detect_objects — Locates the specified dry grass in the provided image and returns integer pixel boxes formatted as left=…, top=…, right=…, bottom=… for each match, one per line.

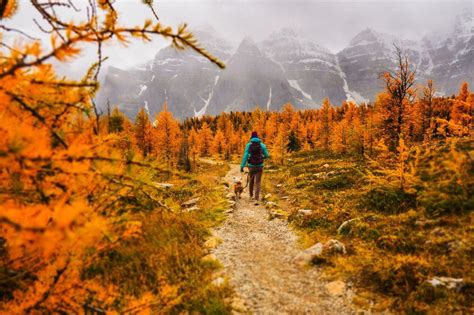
left=262, top=139, right=473, bottom=314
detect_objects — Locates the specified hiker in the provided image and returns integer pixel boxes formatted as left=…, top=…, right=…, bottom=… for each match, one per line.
left=240, top=131, right=269, bottom=205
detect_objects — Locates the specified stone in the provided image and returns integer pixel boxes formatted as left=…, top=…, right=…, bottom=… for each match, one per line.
left=326, top=280, right=346, bottom=296
left=426, top=277, right=464, bottom=290
left=337, top=217, right=361, bottom=235
left=265, top=201, right=277, bottom=208
left=327, top=171, right=336, bottom=176
left=293, top=242, right=324, bottom=267
left=202, top=254, right=217, bottom=262
left=281, top=196, right=290, bottom=200
left=322, top=163, right=330, bottom=168
left=154, top=182, right=173, bottom=189
left=276, top=184, right=283, bottom=188
left=324, top=239, right=346, bottom=255
left=181, top=197, right=200, bottom=207
left=226, top=192, right=235, bottom=199
left=185, top=206, right=200, bottom=212
left=204, top=236, right=222, bottom=249
left=264, top=193, right=272, bottom=200
left=269, top=211, right=285, bottom=220
left=297, top=209, right=313, bottom=217
left=212, top=277, right=225, bottom=287
left=224, top=208, right=234, bottom=214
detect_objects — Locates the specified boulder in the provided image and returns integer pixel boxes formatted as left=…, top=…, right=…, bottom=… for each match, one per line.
left=292, top=242, right=324, bottom=267
left=181, top=197, right=200, bottom=208
left=297, top=209, right=313, bottom=217
left=324, top=239, right=346, bottom=255
left=426, top=277, right=464, bottom=290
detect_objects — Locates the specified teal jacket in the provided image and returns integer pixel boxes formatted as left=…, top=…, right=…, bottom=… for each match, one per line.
left=240, top=137, right=270, bottom=168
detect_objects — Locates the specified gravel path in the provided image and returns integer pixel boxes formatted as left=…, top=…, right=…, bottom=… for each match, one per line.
left=212, top=165, right=355, bottom=314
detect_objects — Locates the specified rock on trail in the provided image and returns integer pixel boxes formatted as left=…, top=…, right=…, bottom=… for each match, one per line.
left=211, top=165, right=354, bottom=314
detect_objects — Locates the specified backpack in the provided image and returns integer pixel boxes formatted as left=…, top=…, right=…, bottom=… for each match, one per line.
left=248, top=142, right=263, bottom=165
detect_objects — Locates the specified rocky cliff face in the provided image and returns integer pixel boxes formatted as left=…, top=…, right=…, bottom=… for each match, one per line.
left=98, top=14, right=473, bottom=119
left=207, top=37, right=301, bottom=115
left=261, top=28, right=348, bottom=106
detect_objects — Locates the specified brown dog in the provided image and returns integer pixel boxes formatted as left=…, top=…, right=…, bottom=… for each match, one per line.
left=233, top=177, right=244, bottom=201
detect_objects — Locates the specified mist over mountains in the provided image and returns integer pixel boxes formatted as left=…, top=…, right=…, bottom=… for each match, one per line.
left=97, top=13, right=473, bottom=120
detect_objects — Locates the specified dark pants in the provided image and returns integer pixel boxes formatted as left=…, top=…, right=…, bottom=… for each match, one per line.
left=248, top=167, right=263, bottom=201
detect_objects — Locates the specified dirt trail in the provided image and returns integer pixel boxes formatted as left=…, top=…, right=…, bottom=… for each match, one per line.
left=212, top=164, right=355, bottom=314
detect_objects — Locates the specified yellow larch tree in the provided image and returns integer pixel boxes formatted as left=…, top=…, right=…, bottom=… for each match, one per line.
left=153, top=103, right=182, bottom=166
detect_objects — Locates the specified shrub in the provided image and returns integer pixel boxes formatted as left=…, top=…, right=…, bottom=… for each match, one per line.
left=313, top=174, right=356, bottom=190
left=359, top=255, right=428, bottom=298
left=362, top=187, right=416, bottom=214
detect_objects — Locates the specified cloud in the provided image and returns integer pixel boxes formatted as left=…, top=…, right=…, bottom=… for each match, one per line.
left=2, top=0, right=471, bottom=78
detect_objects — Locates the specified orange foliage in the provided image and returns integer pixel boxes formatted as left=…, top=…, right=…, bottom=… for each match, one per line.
left=0, top=0, right=224, bottom=312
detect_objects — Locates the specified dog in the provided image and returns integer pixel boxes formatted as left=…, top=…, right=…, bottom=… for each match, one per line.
left=233, top=176, right=244, bottom=201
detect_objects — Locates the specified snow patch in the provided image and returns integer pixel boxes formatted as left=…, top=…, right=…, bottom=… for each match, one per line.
left=288, top=79, right=312, bottom=100
left=144, top=101, right=150, bottom=117
left=151, top=74, right=155, bottom=82
left=194, top=75, right=220, bottom=118
left=138, top=84, right=147, bottom=96
left=335, top=56, right=368, bottom=104
left=266, top=86, right=272, bottom=110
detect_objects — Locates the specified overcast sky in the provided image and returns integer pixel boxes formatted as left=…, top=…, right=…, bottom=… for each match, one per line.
left=3, top=0, right=472, bottom=77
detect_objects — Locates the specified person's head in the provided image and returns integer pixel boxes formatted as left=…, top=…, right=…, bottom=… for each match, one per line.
left=251, top=131, right=258, bottom=139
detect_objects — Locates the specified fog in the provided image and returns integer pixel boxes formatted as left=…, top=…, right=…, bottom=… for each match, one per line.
left=4, top=0, right=472, bottom=76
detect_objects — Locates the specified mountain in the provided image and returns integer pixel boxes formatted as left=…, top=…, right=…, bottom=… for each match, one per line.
left=97, top=26, right=232, bottom=119
left=207, top=37, right=301, bottom=115
left=261, top=28, right=357, bottom=105
left=420, top=12, right=473, bottom=95
left=98, top=14, right=473, bottom=119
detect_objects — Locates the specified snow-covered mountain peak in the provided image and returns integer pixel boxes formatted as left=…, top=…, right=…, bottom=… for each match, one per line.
left=268, top=27, right=299, bottom=39
left=236, top=37, right=262, bottom=56
left=453, top=12, right=473, bottom=38
left=348, top=28, right=400, bottom=50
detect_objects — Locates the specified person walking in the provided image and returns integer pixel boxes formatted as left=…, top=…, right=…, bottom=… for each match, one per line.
left=240, top=131, right=270, bottom=205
